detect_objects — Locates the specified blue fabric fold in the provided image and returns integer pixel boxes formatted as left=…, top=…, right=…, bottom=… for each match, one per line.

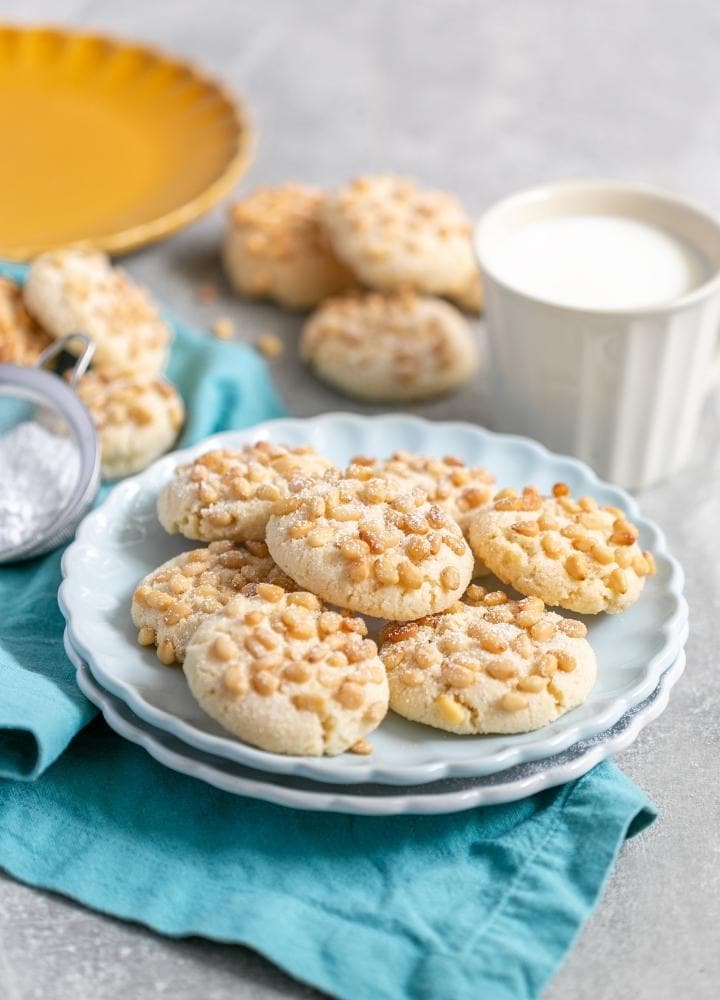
left=0, top=261, right=657, bottom=1000
left=0, top=722, right=655, bottom=1000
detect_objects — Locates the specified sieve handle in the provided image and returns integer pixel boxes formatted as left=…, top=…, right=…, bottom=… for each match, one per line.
left=35, top=333, right=95, bottom=385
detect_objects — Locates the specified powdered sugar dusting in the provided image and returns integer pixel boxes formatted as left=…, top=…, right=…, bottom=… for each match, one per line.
left=0, top=421, right=80, bottom=549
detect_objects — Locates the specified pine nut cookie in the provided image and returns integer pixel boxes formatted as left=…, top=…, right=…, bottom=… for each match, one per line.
left=348, top=451, right=496, bottom=536
left=379, top=586, right=596, bottom=735
left=131, top=540, right=297, bottom=665
left=468, top=484, right=657, bottom=614
left=222, top=184, right=356, bottom=310
left=0, top=276, right=52, bottom=364
left=24, top=249, right=170, bottom=374
left=349, top=450, right=495, bottom=575
left=76, top=371, right=184, bottom=480
left=300, top=290, right=478, bottom=401
left=183, top=587, right=389, bottom=756
left=321, top=175, right=482, bottom=312
left=265, top=470, right=474, bottom=621
left=157, top=441, right=337, bottom=542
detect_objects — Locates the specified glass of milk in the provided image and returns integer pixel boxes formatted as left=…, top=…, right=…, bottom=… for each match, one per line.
left=474, top=181, right=720, bottom=489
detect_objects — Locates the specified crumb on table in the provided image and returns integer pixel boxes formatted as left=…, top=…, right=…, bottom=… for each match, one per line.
left=212, top=316, right=235, bottom=340
left=197, top=283, right=219, bottom=303
left=255, top=332, right=284, bottom=358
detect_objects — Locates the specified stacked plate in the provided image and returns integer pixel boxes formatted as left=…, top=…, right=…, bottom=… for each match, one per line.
left=59, top=414, right=688, bottom=815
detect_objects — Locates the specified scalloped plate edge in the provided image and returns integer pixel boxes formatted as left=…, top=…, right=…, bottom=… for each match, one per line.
left=59, top=413, right=688, bottom=786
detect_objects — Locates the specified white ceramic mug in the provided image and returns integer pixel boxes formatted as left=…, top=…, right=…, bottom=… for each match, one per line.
left=474, top=181, right=720, bottom=490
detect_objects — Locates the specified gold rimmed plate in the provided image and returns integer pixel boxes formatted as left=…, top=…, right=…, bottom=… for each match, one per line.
left=0, top=24, right=253, bottom=259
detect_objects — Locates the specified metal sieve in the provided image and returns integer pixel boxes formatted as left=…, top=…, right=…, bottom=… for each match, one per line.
left=0, top=334, right=101, bottom=564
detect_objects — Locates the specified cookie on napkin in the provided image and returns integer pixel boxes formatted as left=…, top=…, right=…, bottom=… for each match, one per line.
left=76, top=370, right=184, bottom=480
left=24, top=248, right=171, bottom=375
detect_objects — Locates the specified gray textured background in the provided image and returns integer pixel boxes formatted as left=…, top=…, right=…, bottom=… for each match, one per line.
left=1, top=1, right=719, bottom=998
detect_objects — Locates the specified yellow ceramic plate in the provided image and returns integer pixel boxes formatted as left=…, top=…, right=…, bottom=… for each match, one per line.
left=0, top=25, right=253, bottom=259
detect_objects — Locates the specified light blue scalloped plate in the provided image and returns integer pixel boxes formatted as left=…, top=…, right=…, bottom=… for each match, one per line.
left=66, top=633, right=686, bottom=815
left=59, top=413, right=688, bottom=787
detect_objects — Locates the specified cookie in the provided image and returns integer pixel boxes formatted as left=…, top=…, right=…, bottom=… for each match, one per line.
left=379, top=586, right=596, bottom=734
left=0, top=276, right=52, bottom=364
left=321, top=175, right=482, bottom=311
left=468, top=483, right=656, bottom=614
left=300, top=290, right=478, bottom=401
left=349, top=450, right=496, bottom=536
left=265, top=469, right=474, bottom=621
left=451, top=271, right=484, bottom=314
left=157, top=441, right=336, bottom=542
left=183, top=587, right=389, bottom=756
left=76, top=371, right=184, bottom=480
left=222, top=184, right=356, bottom=310
left=131, top=540, right=297, bottom=665
left=24, top=249, right=170, bottom=374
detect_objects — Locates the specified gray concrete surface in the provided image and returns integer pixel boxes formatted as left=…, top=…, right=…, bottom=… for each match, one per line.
left=1, top=1, right=719, bottom=997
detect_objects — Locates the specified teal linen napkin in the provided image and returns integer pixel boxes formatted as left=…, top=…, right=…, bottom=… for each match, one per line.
left=0, top=260, right=284, bottom=779
left=0, top=261, right=656, bottom=1000
left=0, top=723, right=655, bottom=1000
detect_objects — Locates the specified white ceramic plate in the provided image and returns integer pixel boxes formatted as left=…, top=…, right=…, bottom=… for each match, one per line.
left=65, top=629, right=685, bottom=815
left=60, top=414, right=688, bottom=786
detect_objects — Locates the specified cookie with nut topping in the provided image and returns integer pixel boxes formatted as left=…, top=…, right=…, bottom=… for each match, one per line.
left=223, top=184, right=356, bottom=310
left=24, top=249, right=170, bottom=374
left=300, top=291, right=478, bottom=401
left=265, top=470, right=474, bottom=621
left=468, top=484, right=656, bottom=614
left=183, top=587, right=389, bottom=756
left=379, top=587, right=596, bottom=734
left=349, top=450, right=495, bottom=536
left=0, top=276, right=52, bottom=364
left=157, top=441, right=337, bottom=542
left=321, top=175, right=483, bottom=313
left=131, top=540, right=297, bottom=666
left=76, top=370, right=184, bottom=480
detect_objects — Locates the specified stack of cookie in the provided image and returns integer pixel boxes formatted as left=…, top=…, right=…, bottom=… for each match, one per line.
left=131, top=441, right=656, bottom=757
left=223, top=176, right=482, bottom=402
left=1, top=249, right=185, bottom=480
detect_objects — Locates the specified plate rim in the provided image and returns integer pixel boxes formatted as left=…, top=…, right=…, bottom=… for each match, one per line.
left=59, top=412, right=689, bottom=785
left=0, top=23, right=254, bottom=259
left=66, top=630, right=686, bottom=816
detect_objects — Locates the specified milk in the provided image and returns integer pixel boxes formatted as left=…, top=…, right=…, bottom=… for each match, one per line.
left=489, top=214, right=711, bottom=310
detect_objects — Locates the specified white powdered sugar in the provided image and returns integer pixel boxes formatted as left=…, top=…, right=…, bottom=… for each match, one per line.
left=0, top=421, right=81, bottom=549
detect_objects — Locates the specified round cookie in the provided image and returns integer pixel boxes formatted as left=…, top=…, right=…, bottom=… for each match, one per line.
left=321, top=175, right=482, bottom=310
left=300, top=291, right=478, bottom=401
left=0, top=276, right=52, bottom=364
left=348, top=450, right=495, bottom=536
left=451, top=271, right=484, bottom=314
left=468, top=483, right=656, bottom=614
left=76, top=371, right=184, bottom=480
left=379, top=586, right=596, bottom=735
left=265, top=469, right=474, bottom=621
left=24, top=249, right=170, bottom=374
left=183, top=587, right=389, bottom=756
left=222, top=184, right=356, bottom=310
left=157, top=441, right=336, bottom=542
left=131, top=540, right=297, bottom=665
